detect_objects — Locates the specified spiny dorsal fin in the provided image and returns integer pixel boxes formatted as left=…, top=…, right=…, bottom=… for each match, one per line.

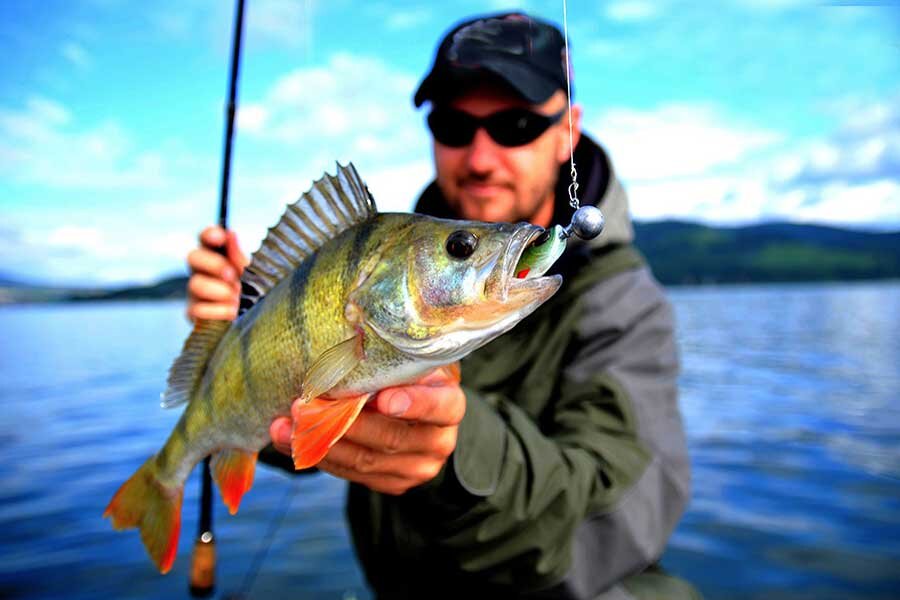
left=160, top=319, right=230, bottom=408
left=239, top=162, right=377, bottom=315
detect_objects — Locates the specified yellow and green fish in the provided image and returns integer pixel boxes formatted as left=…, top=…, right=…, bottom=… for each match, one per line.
left=104, top=163, right=567, bottom=573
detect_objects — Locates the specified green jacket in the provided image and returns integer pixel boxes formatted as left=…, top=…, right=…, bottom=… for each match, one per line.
left=347, top=137, right=696, bottom=599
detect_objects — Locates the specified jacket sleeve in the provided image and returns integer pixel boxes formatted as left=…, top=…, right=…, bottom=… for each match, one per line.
left=402, top=266, right=690, bottom=596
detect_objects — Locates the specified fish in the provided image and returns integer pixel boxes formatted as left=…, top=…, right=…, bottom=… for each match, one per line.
left=103, top=163, right=565, bottom=573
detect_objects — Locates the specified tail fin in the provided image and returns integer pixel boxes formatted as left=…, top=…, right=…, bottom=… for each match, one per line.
left=104, top=457, right=184, bottom=574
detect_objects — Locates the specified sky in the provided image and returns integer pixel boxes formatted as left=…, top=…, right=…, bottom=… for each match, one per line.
left=0, top=0, right=898, bottom=286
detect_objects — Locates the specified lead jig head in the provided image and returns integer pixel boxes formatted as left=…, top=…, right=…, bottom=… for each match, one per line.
left=560, top=205, right=605, bottom=240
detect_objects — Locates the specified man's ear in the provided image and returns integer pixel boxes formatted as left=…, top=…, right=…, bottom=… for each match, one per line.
left=556, top=104, right=583, bottom=165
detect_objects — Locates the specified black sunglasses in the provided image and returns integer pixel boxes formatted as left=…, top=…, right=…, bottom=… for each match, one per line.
left=427, top=107, right=566, bottom=148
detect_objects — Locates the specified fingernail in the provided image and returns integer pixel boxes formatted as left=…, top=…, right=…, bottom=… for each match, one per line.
left=223, top=266, right=236, bottom=281
left=387, top=390, right=411, bottom=416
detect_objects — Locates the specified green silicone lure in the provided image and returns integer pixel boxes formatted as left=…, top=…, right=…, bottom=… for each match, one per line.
left=514, top=225, right=568, bottom=279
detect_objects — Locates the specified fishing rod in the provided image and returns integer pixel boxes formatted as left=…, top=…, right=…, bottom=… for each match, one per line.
left=189, top=0, right=246, bottom=596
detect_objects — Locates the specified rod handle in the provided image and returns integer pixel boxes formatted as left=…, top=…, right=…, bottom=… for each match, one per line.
left=189, top=534, right=216, bottom=597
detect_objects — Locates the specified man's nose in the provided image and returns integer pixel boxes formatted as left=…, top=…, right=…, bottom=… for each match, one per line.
left=464, top=127, right=502, bottom=174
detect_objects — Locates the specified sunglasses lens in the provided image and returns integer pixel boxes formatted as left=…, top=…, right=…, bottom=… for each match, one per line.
left=427, top=110, right=476, bottom=147
left=487, top=110, right=553, bottom=147
left=427, top=108, right=563, bottom=148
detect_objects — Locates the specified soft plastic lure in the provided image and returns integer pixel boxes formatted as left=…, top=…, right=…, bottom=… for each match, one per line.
left=515, top=224, right=568, bottom=279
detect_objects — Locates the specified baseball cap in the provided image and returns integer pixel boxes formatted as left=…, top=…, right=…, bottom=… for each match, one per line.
left=413, top=12, right=571, bottom=108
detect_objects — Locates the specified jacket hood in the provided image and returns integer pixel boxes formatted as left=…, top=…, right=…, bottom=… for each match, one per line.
left=414, top=134, right=634, bottom=249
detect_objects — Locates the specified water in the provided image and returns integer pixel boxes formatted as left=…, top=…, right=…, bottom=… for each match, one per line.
left=1, top=282, right=898, bottom=599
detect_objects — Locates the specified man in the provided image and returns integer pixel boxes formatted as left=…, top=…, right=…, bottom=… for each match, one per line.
left=187, top=12, right=696, bottom=599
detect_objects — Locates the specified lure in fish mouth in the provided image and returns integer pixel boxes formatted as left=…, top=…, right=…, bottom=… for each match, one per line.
left=104, top=163, right=568, bottom=574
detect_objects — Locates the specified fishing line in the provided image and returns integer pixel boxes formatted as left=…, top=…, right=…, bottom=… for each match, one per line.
left=561, top=0, right=579, bottom=211
left=557, top=0, right=604, bottom=241
left=226, top=481, right=299, bottom=600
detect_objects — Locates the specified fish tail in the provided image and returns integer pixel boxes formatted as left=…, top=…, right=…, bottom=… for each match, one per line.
left=103, top=457, right=183, bottom=574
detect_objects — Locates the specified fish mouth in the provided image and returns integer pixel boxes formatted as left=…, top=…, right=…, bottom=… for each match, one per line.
left=487, top=223, right=562, bottom=303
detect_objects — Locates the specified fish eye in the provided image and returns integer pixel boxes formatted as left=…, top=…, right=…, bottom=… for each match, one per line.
left=446, top=230, right=478, bottom=259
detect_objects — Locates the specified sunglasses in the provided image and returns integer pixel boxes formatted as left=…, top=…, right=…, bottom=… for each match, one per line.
left=427, top=107, right=566, bottom=148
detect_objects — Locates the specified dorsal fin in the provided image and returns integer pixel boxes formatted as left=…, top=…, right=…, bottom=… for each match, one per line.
left=239, top=162, right=377, bottom=315
left=160, top=319, right=231, bottom=408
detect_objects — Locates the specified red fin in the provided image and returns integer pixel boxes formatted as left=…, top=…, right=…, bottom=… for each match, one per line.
left=291, top=394, right=369, bottom=470
left=211, top=449, right=258, bottom=515
left=104, top=457, right=183, bottom=574
left=436, top=362, right=461, bottom=383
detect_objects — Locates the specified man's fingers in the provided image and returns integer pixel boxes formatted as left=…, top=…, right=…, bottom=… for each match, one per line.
left=270, top=417, right=292, bottom=455
left=187, top=247, right=239, bottom=283
left=195, top=226, right=247, bottom=276
left=318, top=443, right=443, bottom=495
left=318, top=458, right=416, bottom=496
left=188, top=273, right=239, bottom=303
left=340, top=412, right=457, bottom=457
left=199, top=225, right=227, bottom=249
left=187, top=302, right=238, bottom=322
left=374, top=382, right=465, bottom=426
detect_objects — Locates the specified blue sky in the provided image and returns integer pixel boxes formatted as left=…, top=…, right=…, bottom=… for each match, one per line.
left=1, top=0, right=898, bottom=286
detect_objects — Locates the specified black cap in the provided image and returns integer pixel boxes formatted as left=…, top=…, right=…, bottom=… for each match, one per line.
left=414, top=12, right=571, bottom=108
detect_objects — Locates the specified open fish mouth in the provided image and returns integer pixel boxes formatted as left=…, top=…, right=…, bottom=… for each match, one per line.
left=491, top=224, right=562, bottom=302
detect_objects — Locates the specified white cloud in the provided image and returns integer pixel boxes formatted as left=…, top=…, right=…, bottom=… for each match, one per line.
left=605, top=1, right=660, bottom=22
left=363, top=159, right=433, bottom=214
left=590, top=99, right=900, bottom=227
left=239, top=53, right=426, bottom=163
left=151, top=0, right=315, bottom=52
left=776, top=93, right=900, bottom=186
left=386, top=9, right=432, bottom=31
left=61, top=41, right=91, bottom=70
left=237, top=104, right=268, bottom=133
left=0, top=96, right=168, bottom=189
left=772, top=179, right=900, bottom=226
left=247, top=0, right=316, bottom=50
left=7, top=221, right=197, bottom=286
left=591, top=103, right=783, bottom=181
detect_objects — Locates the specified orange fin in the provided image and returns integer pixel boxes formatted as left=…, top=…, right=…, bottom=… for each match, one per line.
left=437, top=362, right=461, bottom=383
left=103, top=457, right=183, bottom=574
left=210, top=449, right=258, bottom=515
left=291, top=394, right=370, bottom=470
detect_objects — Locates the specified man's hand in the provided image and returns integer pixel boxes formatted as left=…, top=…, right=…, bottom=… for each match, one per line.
left=270, top=365, right=465, bottom=496
left=186, top=225, right=248, bottom=322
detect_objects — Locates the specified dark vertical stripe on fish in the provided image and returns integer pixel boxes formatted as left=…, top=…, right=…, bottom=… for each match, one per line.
left=344, top=219, right=377, bottom=290
left=240, top=321, right=260, bottom=407
left=289, top=250, right=318, bottom=368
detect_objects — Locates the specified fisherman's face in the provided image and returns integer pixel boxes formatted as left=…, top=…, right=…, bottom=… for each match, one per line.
left=431, top=86, right=580, bottom=227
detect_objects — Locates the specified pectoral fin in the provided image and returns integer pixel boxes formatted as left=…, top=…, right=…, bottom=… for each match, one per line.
left=291, top=394, right=370, bottom=469
left=298, top=335, right=363, bottom=405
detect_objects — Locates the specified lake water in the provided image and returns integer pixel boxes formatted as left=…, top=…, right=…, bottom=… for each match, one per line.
left=1, top=282, right=898, bottom=599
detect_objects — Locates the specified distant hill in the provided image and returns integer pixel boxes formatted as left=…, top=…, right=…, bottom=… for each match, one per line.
left=1, top=221, right=897, bottom=304
left=633, top=221, right=900, bottom=285
left=0, top=275, right=187, bottom=304
left=66, top=276, right=189, bottom=302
